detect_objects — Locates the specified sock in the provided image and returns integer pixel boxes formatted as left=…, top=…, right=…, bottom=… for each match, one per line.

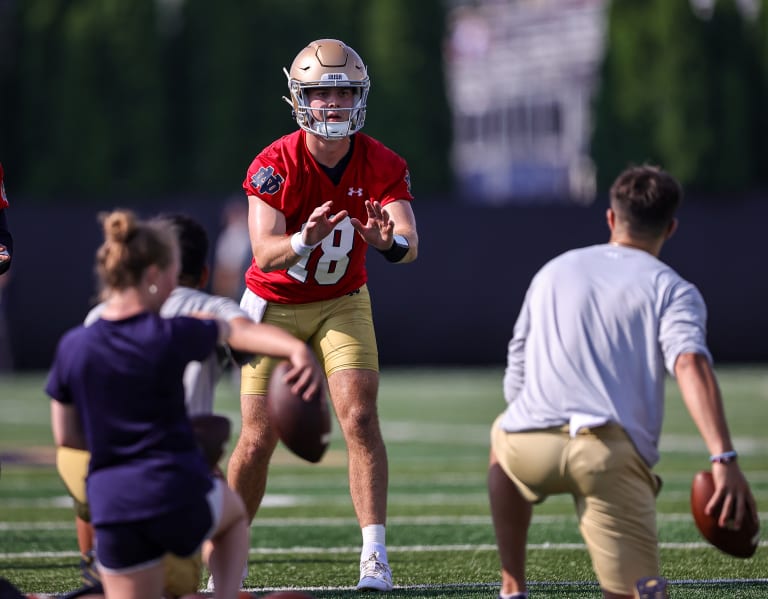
left=499, top=593, right=528, bottom=599
left=361, top=524, right=387, bottom=563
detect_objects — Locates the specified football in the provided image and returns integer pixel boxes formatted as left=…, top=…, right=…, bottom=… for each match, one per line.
left=690, top=470, right=760, bottom=558
left=267, top=360, right=331, bottom=463
left=189, top=413, right=232, bottom=470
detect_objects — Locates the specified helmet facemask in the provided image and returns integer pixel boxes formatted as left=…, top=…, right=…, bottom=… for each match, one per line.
left=282, top=39, right=370, bottom=140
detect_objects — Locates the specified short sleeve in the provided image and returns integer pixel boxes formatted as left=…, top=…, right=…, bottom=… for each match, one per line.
left=659, top=281, right=713, bottom=375
left=45, top=340, right=73, bottom=404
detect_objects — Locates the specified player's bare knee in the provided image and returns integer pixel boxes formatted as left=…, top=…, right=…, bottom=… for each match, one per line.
left=236, top=439, right=277, bottom=468
left=238, top=418, right=279, bottom=447
left=339, top=406, right=380, bottom=442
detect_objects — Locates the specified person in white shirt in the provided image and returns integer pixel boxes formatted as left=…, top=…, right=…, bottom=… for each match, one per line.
left=488, top=165, right=757, bottom=599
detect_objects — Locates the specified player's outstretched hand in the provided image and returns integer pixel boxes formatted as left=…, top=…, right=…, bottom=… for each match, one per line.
left=350, top=200, right=394, bottom=250
left=302, top=200, right=348, bottom=246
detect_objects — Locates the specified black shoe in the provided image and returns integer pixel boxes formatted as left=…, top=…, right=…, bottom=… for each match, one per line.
left=636, top=576, right=668, bottom=599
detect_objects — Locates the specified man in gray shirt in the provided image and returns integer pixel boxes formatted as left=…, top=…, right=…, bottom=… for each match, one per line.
left=488, top=165, right=757, bottom=599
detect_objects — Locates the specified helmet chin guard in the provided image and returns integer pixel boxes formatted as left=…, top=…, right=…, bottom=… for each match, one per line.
left=282, top=39, right=370, bottom=140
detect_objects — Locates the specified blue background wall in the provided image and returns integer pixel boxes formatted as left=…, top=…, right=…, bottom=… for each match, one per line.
left=3, top=195, right=765, bottom=370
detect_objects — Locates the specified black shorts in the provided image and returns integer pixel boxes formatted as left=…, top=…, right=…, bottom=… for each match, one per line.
left=95, top=486, right=216, bottom=572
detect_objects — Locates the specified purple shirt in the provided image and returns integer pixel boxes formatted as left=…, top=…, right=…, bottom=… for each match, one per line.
left=46, top=312, right=219, bottom=525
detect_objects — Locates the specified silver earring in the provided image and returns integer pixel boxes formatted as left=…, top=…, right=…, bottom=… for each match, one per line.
left=148, top=284, right=158, bottom=295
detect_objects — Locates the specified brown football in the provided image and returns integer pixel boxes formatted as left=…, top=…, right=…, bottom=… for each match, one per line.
left=690, top=470, right=760, bottom=558
left=267, top=361, right=331, bottom=463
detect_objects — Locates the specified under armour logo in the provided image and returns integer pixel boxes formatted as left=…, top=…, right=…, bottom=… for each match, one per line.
left=251, top=166, right=284, bottom=195
left=348, top=187, right=364, bottom=197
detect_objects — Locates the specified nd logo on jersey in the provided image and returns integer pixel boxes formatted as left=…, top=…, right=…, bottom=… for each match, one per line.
left=251, top=166, right=284, bottom=195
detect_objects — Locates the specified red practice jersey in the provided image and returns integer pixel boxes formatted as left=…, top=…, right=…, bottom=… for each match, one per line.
left=0, top=163, right=9, bottom=209
left=242, top=130, right=413, bottom=304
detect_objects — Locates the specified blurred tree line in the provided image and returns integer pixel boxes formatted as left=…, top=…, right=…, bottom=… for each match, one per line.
left=592, top=0, right=768, bottom=194
left=0, top=0, right=451, bottom=201
left=0, top=0, right=766, bottom=202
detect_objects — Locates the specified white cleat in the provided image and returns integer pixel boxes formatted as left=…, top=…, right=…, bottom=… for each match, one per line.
left=205, top=563, right=248, bottom=593
left=356, top=551, right=393, bottom=592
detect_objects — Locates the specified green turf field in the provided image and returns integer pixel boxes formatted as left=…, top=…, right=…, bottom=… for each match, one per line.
left=1, top=366, right=766, bottom=598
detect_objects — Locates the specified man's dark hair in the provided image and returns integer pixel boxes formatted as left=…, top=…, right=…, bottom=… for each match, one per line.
left=609, top=165, right=682, bottom=238
left=157, top=213, right=209, bottom=287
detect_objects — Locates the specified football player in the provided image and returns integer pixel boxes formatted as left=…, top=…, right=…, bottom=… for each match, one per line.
left=228, top=38, right=419, bottom=592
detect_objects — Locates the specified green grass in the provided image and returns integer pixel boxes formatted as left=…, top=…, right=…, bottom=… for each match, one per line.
left=1, top=366, right=767, bottom=598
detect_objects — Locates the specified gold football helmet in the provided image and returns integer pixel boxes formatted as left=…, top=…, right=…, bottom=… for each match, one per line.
left=283, top=38, right=370, bottom=139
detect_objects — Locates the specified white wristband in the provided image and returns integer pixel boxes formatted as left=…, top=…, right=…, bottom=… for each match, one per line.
left=290, top=231, right=317, bottom=257
left=709, top=450, right=738, bottom=464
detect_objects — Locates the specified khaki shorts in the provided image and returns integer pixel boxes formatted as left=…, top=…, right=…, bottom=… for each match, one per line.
left=57, top=446, right=91, bottom=520
left=241, top=284, right=379, bottom=396
left=490, top=415, right=662, bottom=596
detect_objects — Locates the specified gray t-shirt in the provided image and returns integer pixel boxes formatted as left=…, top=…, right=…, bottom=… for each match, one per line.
left=500, top=243, right=711, bottom=467
left=85, top=287, right=249, bottom=415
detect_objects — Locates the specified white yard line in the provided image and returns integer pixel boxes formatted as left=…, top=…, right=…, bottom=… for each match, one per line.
left=3, top=540, right=767, bottom=560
